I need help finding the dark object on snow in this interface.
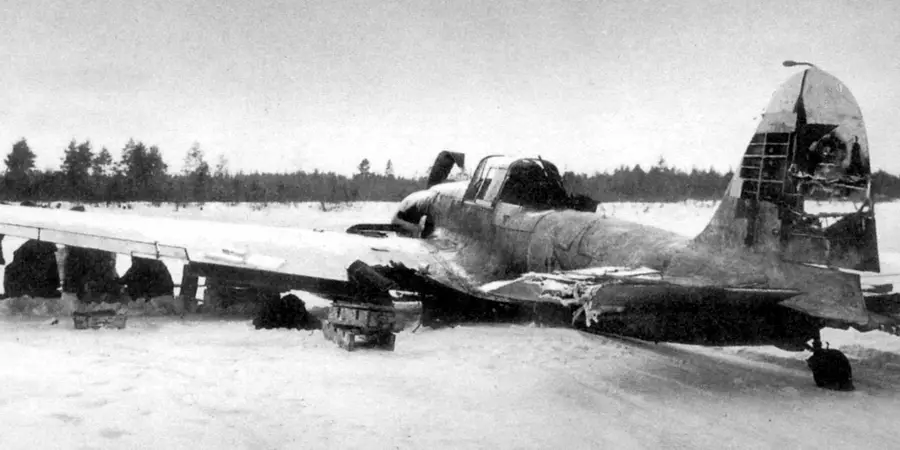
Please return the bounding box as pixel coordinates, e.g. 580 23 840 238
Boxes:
120 257 174 300
64 246 120 302
253 294 318 330
346 260 396 305
324 261 400 351
807 344 854 391
63 205 121 302
73 309 127 330
322 302 396 351
3 240 60 298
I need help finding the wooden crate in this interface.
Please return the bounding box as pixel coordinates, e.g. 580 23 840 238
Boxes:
322 302 396 351
327 302 395 332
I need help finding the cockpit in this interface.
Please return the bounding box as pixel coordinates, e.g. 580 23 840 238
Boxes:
464 156 592 211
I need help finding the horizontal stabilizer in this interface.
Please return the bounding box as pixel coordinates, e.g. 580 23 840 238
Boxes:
862 293 900 336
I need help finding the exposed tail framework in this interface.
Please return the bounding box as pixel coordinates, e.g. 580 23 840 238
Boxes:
694 68 879 272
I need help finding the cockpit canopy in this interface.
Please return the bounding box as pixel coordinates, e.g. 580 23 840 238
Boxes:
464 156 578 210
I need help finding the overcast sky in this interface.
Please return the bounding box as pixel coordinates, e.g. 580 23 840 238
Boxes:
1 0 898 177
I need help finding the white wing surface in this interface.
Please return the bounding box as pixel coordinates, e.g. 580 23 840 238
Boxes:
0 204 435 283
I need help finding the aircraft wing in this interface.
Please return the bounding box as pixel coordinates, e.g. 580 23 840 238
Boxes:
0 205 657 308
0 204 439 299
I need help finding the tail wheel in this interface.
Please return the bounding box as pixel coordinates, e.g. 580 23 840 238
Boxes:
806 340 854 391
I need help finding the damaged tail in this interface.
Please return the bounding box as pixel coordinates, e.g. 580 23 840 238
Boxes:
694 67 879 272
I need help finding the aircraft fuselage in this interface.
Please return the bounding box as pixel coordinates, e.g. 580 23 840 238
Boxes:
428 181 687 278
418 181 830 348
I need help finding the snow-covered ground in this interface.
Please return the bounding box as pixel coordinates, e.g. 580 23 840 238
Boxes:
2 200 899 449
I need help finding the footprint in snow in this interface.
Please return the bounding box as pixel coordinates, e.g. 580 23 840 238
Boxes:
49 413 83 425
99 428 131 439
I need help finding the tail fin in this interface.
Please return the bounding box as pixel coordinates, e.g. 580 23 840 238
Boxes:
694 68 879 272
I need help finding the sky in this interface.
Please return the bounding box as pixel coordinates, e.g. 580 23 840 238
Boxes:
1 0 898 177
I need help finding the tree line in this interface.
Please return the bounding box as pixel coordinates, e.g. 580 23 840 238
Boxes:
2 138 423 204
4 138 900 204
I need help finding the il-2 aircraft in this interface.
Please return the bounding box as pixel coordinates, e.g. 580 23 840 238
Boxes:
1 63 897 390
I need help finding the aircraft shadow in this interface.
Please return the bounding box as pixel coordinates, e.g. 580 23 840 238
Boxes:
575 331 900 398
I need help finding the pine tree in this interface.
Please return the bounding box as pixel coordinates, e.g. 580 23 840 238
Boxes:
60 139 95 200
118 139 168 201
92 147 113 177
183 143 210 203
357 158 371 177
4 138 37 199
5 138 36 175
